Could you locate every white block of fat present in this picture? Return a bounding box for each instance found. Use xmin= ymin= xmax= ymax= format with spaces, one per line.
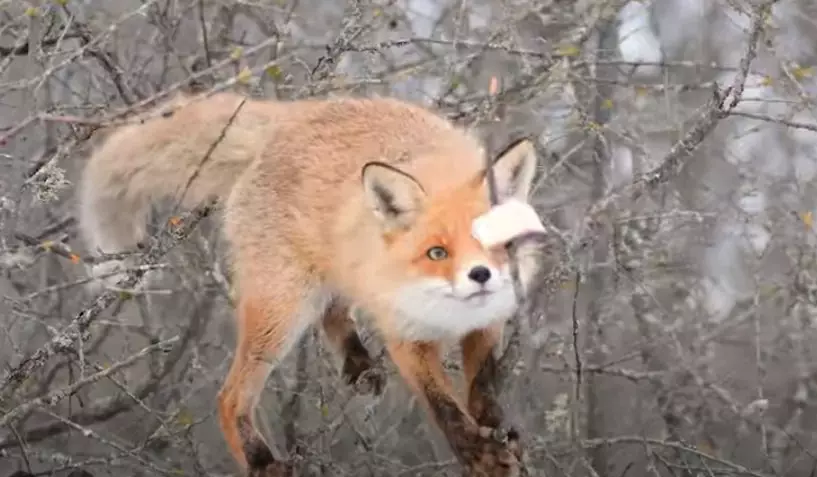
xmin=471 ymin=199 xmax=546 ymax=249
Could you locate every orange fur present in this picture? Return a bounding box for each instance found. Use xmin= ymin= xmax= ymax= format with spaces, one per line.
xmin=78 ymin=91 xmax=540 ymax=476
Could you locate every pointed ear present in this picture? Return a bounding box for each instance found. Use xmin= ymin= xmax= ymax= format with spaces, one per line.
xmin=486 ymin=138 xmax=538 ymax=202
xmin=361 ymin=162 xmax=427 ymax=231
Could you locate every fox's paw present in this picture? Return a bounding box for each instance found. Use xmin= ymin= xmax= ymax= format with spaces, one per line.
xmin=341 ymin=355 xmax=386 ymax=397
xmin=462 ymin=426 xmax=523 ymax=477
xmin=352 ymin=365 xmax=387 ymax=396
xmin=247 ymin=461 xmax=292 ymax=477
xmin=470 ymin=394 xmax=505 ymax=430
xmin=244 ymin=439 xmax=293 ymax=477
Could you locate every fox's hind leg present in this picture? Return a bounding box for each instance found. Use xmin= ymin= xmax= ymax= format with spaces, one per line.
xmin=320 ymin=300 xmax=386 ymax=396
xmin=217 ymin=277 xmax=331 ymax=476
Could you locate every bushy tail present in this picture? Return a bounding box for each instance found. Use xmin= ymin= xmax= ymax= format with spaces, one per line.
xmin=78 ymin=92 xmax=275 ymax=289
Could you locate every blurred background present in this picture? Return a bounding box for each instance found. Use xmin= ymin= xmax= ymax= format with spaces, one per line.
xmin=1 ymin=0 xmax=816 ymax=476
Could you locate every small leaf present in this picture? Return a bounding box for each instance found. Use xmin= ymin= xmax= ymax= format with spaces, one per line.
xmin=696 ymin=439 xmax=716 ymax=455
xmin=119 ymin=290 xmax=133 ymax=300
xmin=176 ymin=409 xmax=195 ymax=426
xmin=372 ymin=7 xmax=382 ymax=17
xmin=265 ymin=65 xmax=283 ymax=80
xmin=792 ymin=64 xmax=813 ymax=81
xmin=24 ymin=6 xmax=40 ymax=17
xmin=321 ymin=404 xmax=329 ymax=417
xmin=760 ymin=75 xmax=773 ymax=87
xmin=236 ymin=67 xmax=253 ymax=84
xmin=556 ymin=44 xmax=580 ymax=57
xmin=802 ymin=211 xmax=813 ymax=229
xmin=53 ymin=0 xmax=68 ymax=5
xmin=168 ymin=216 xmax=182 ymax=226
xmin=331 ymin=75 xmax=348 ymax=87
xmin=601 ymin=98 xmax=614 ymax=110
xmin=41 ymin=240 xmax=54 ymax=251
xmin=761 ymin=10 xmax=773 ymax=26
xmin=230 ymin=46 xmax=244 ymax=60
xmin=634 ymin=86 xmax=649 ymax=97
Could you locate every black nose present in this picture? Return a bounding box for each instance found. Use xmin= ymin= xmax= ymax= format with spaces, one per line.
xmin=468 ymin=265 xmax=492 ymax=284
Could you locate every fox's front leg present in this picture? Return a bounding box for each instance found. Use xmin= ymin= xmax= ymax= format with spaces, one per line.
xmin=461 ymin=324 xmax=506 ymax=429
xmin=386 ymin=339 xmax=521 ymax=477
xmin=462 ymin=325 xmax=527 ymax=476
xmin=320 ymin=300 xmax=385 ymax=395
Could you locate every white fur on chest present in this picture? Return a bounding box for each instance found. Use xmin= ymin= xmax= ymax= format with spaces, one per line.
xmin=391 ymin=279 xmax=518 ymax=341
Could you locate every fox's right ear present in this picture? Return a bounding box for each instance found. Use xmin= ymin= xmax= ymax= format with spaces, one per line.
xmin=361 ymin=162 xmax=427 ymax=231
xmin=487 ymin=137 xmax=538 ymax=202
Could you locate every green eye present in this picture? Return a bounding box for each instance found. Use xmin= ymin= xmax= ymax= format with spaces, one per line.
xmin=426 ymin=246 xmax=449 ymax=261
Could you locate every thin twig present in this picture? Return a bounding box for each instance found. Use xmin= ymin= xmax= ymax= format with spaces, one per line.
xmin=1 ymin=336 xmax=179 ymax=428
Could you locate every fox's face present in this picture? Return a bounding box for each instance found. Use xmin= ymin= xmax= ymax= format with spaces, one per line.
xmin=361 ymin=139 xmax=539 ymax=341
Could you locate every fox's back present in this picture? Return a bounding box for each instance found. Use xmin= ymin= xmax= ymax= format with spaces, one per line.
xmin=254 ymin=97 xmax=486 ymax=205
xmin=225 ymin=97 xmax=490 ymax=277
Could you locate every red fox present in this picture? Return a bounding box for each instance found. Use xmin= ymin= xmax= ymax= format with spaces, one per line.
xmin=78 ymin=91 xmax=540 ymax=476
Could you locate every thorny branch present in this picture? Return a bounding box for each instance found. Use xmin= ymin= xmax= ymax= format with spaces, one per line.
xmin=589 ymin=0 xmax=779 ymax=218
xmin=0 ymin=202 xmax=214 ymax=402
xmin=1 ymin=336 xmax=179 ymax=428
xmin=1 ymin=83 xmax=252 ymax=405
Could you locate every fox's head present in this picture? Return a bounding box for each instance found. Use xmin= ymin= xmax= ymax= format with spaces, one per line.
xmin=360 ymin=139 xmax=539 ymax=340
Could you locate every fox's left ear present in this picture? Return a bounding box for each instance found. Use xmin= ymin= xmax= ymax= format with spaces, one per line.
xmin=485 ymin=138 xmax=538 ymax=202
xmin=361 ymin=162 xmax=427 ymax=231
